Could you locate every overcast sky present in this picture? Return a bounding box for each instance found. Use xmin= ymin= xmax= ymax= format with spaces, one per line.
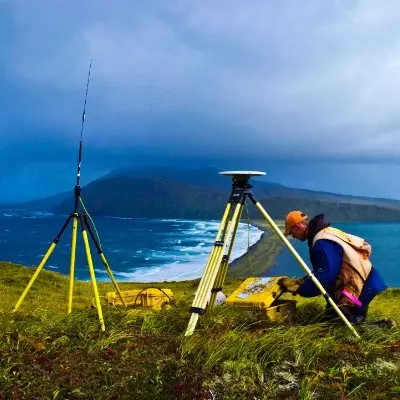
xmin=2 ymin=0 xmax=400 ymax=202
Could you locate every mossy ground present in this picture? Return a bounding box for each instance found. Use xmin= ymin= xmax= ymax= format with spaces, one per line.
xmin=0 ymin=261 xmax=399 ymax=399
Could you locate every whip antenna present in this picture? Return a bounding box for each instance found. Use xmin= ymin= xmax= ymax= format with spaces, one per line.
xmin=75 ymin=60 xmax=92 ymax=208
xmin=76 ymin=59 xmax=92 ymax=190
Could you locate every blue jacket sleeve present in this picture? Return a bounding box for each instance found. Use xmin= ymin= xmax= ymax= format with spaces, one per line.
xmin=297 ymin=239 xmax=343 ymax=298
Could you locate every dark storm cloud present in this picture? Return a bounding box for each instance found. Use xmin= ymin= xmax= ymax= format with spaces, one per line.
xmin=2 ymin=0 xmax=400 ymax=201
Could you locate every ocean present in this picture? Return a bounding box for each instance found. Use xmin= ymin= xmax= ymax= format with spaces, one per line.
xmin=1 ymin=211 xmax=399 ymax=287
xmin=271 ymin=222 xmax=400 ymax=288
xmin=0 ymin=210 xmax=263 ymax=282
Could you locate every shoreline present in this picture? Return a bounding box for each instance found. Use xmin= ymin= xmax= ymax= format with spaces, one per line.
xmin=3 ymin=216 xmax=400 ymax=287
xmin=1 ymin=220 xmax=285 ymax=283
xmin=227 ymin=220 xmax=285 ymax=278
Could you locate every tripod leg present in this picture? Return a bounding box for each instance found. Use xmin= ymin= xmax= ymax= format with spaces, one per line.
xmin=209 ymin=203 xmax=244 ymax=308
xmin=68 ymin=214 xmax=79 ymax=314
xmin=248 ymin=194 xmax=360 ymax=339
xmin=184 ymin=203 xmax=231 ymax=336
xmin=185 ymin=202 xmax=243 ymax=336
xmin=79 ymin=216 xmax=105 ymax=331
xmin=83 ymin=215 xmax=127 ymax=307
xmin=189 ymin=203 xmax=231 ymax=312
xmin=13 ymin=215 xmax=73 ymax=313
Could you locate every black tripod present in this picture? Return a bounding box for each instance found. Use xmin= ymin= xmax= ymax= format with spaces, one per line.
xmin=12 ymin=61 xmax=126 ymax=331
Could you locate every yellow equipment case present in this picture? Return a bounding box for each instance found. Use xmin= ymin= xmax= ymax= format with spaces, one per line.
xmin=225 ymin=277 xmax=296 ymax=322
xmin=106 ymin=288 xmax=174 ymax=309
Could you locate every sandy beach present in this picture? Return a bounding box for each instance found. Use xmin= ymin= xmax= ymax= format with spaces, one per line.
xmin=228 ymin=219 xmax=285 ymax=278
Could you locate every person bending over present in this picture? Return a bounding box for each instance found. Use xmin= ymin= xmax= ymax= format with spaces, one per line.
xmin=278 ymin=211 xmax=387 ymax=324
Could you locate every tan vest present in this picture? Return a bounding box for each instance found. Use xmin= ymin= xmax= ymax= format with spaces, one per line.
xmin=312 ymin=227 xmax=372 ymax=306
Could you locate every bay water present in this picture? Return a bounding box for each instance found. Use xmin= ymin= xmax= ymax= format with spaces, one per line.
xmin=271 ymin=222 xmax=399 ymax=288
xmin=0 ymin=210 xmax=262 ymax=282
xmin=1 ymin=211 xmax=399 ymax=287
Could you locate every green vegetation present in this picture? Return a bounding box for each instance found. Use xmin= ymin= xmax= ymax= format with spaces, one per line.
xmin=1 ymin=262 xmax=399 ymax=399
xmin=53 ymin=176 xmax=400 ymax=221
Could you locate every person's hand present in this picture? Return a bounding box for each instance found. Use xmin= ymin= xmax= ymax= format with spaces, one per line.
xmin=277 ymin=277 xmax=304 ymax=295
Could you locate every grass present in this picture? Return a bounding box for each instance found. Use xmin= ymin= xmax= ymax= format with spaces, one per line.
xmin=0 ymin=261 xmax=400 ymax=399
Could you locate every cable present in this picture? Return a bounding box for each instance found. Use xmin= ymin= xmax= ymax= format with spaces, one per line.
xmin=80 ymin=197 xmax=102 ymax=250
xmin=245 ymin=201 xmax=257 ymax=277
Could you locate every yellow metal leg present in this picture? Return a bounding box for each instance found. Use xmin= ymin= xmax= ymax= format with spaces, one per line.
xmin=190 ymin=204 xmax=232 ymax=310
xmin=99 ymin=253 xmax=127 ymax=307
xmin=186 ymin=202 xmax=243 ymax=336
xmin=13 ymin=242 xmax=57 ymax=312
xmin=185 ymin=204 xmax=232 ymax=337
xmin=189 ymin=203 xmax=231 ymax=311
xmin=252 ymin=200 xmax=360 ymax=339
xmin=68 ymin=216 xmax=78 ymax=314
xmin=82 ymin=213 xmax=127 ymax=307
xmin=82 ymin=230 xmax=105 ymax=331
xmin=209 ymin=206 xmax=244 ymax=307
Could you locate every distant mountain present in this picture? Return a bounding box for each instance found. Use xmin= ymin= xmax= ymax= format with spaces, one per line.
xmin=103 ymin=166 xmax=400 ymax=209
xmin=102 ymin=166 xmax=233 ymax=189
xmin=10 ymin=167 xmax=400 ymax=222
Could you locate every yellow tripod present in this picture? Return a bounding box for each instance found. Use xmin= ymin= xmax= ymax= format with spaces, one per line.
xmin=185 ymin=171 xmax=360 ymax=339
xmin=12 ymin=60 xmax=126 ymax=330
xmin=12 ymin=202 xmax=127 ymax=331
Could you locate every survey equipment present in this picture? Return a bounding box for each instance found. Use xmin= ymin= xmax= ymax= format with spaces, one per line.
xmin=185 ymin=171 xmax=360 ymax=339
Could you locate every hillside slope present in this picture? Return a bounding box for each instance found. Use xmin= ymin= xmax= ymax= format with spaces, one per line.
xmin=9 ymin=167 xmax=400 ymax=221
xmin=0 ymin=262 xmax=399 ymax=399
